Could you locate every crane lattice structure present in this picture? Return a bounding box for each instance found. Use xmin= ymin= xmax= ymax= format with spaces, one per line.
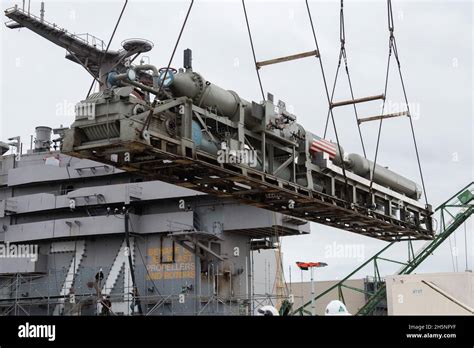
xmin=292 ymin=181 xmax=473 ymax=316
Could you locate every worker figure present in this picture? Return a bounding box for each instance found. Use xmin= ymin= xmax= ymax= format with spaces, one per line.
xmin=95 ymin=268 xmax=104 ymax=283
xmin=100 ymin=295 xmax=112 ymax=316
xmin=94 ymin=268 xmax=104 ymax=297
xmin=129 ymin=287 xmax=139 ymax=314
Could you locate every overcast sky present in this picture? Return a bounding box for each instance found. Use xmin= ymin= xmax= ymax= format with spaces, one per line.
xmin=1 ymin=0 xmax=472 ymax=283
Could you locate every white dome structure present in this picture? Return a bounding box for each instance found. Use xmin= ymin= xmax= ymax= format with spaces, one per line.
xmin=325 ymin=300 xmax=352 ymax=315
xmin=256 ymin=305 xmax=280 ymax=316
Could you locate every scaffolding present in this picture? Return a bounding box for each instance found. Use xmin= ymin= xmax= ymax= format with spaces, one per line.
xmin=0 ymin=248 xmax=299 ymax=317
xmin=0 ymin=269 xmax=295 ymax=316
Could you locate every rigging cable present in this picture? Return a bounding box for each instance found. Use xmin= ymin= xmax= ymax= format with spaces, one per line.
xmin=142 ymin=0 xmax=194 ymax=133
xmin=242 ymin=0 xmax=266 ymax=102
xmin=86 ymin=0 xmax=129 ymax=98
xmin=368 ymin=25 xmax=392 ymax=198
xmin=305 ymin=0 xmax=351 ymax=201
xmin=323 ymin=0 xmax=367 ymax=158
xmin=369 ymin=0 xmax=429 ymax=207
xmin=239 ymin=1 xmax=349 ymax=198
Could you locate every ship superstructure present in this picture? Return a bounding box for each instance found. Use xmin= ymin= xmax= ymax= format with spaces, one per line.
xmin=0 ymin=126 xmax=308 ymax=315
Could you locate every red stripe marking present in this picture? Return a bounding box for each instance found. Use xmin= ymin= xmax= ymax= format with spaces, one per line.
xmin=312 ymin=143 xmax=337 ymax=155
xmin=313 ymin=139 xmax=336 ymax=149
xmin=313 ymin=140 xmax=335 ymax=149
xmin=311 ymin=143 xmax=336 ymax=152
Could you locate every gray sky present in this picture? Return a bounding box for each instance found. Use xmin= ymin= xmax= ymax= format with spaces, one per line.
xmin=1 ymin=0 xmax=472 ymax=282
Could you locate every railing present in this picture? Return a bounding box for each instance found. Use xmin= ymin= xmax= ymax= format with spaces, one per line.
xmin=5 ymin=5 xmax=105 ymax=51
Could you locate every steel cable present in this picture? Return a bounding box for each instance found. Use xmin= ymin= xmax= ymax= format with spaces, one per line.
xmin=86 ymin=0 xmax=129 ymax=98
xmin=305 ymin=0 xmax=351 ymax=201
xmin=143 ymin=0 xmax=195 ymax=133
xmin=242 ymin=0 xmax=266 ymax=102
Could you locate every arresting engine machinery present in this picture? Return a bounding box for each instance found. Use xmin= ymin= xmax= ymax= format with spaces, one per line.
xmin=4 ymin=4 xmax=434 ymax=241
xmin=62 ymin=48 xmax=433 ymax=241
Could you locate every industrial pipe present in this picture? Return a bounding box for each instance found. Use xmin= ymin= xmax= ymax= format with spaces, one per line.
xmin=134 ymin=64 xmax=160 ymax=88
xmin=169 ymin=70 xmax=259 ymax=127
xmin=345 ymin=153 xmax=422 ymax=199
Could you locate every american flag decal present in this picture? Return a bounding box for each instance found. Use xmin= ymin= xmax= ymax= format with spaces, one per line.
xmin=310 ymin=138 xmax=337 ymax=159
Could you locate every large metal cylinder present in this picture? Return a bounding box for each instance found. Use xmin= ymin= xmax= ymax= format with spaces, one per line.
xmin=170 ymin=70 xmax=257 ymax=126
xmin=345 ymin=153 xmax=422 ymax=199
xmin=304 ymin=130 xmax=421 ymax=199
xmin=192 ymin=121 xmax=219 ymax=154
xmin=34 ymin=126 xmax=52 ymax=152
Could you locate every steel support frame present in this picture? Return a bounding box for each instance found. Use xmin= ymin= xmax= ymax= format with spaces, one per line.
xmin=64 ymin=97 xmax=433 ymax=241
